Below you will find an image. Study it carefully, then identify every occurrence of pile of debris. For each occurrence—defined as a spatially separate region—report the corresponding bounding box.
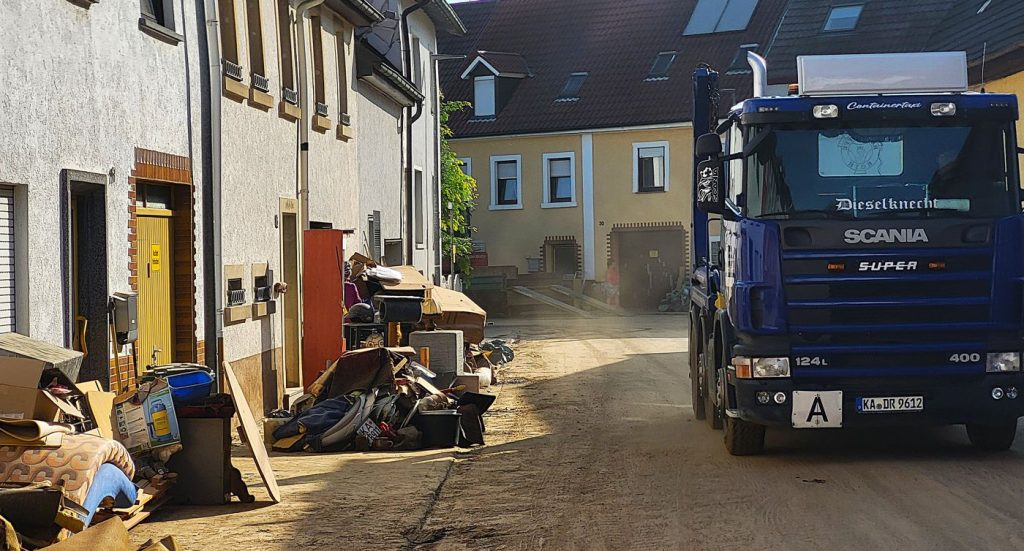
[265,254,513,453]
[0,333,270,550]
[267,341,513,453]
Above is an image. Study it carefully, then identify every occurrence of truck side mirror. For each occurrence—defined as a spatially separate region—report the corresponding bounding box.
[696,158,724,214]
[695,133,723,158]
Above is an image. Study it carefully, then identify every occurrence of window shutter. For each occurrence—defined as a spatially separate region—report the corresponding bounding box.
[474,77,496,117]
[0,187,15,333]
[549,159,571,178]
[496,161,517,179]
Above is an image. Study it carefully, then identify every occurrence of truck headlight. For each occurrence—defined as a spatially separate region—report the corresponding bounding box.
[753,357,790,378]
[986,352,1021,372]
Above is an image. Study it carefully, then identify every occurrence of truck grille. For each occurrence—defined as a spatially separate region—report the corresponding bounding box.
[782,247,997,378]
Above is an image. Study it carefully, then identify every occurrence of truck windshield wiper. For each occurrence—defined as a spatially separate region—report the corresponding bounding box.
[756,209,854,220]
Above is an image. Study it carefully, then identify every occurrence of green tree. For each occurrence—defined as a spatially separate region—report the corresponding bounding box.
[440,100,478,276]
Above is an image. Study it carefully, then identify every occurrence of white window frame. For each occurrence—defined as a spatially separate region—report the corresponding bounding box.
[457,157,472,176]
[489,154,522,210]
[474,76,496,117]
[541,152,577,208]
[632,141,670,193]
[413,167,425,248]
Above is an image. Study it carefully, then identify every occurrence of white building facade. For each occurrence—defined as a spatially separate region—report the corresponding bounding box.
[0,0,207,389]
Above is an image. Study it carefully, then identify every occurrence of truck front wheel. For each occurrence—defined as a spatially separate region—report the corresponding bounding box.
[966,420,1018,451]
[724,416,766,456]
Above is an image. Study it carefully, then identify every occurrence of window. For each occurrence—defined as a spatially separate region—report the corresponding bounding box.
[646,52,676,81]
[457,158,472,176]
[276,0,296,98]
[414,169,425,247]
[474,76,496,117]
[490,155,522,209]
[311,16,326,108]
[633,142,669,193]
[336,30,350,122]
[726,44,759,75]
[218,0,240,65]
[141,0,175,30]
[557,73,588,101]
[543,153,576,207]
[245,0,266,86]
[727,127,743,206]
[823,5,863,32]
[139,184,173,210]
[683,0,759,35]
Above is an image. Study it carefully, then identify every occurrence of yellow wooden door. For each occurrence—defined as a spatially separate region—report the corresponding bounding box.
[137,211,174,368]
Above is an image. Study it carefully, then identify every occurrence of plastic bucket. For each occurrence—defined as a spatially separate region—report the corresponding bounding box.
[414,410,462,448]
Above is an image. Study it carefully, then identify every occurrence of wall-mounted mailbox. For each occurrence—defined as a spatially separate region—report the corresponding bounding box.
[111,291,138,345]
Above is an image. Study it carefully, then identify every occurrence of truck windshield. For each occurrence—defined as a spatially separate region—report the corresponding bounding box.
[744,122,1019,219]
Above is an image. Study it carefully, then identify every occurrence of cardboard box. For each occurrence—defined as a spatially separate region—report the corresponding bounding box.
[0,357,84,422]
[76,381,116,439]
[113,378,181,454]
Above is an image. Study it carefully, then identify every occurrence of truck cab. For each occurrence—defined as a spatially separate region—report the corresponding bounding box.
[689,52,1024,455]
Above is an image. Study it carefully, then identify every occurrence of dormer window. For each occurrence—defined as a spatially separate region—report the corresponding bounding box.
[474,76,496,117]
[462,51,531,118]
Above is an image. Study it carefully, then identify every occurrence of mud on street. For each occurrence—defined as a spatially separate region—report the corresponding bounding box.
[136,316,1024,550]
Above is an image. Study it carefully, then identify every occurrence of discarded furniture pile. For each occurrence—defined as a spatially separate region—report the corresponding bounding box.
[267,256,510,452]
[0,333,276,550]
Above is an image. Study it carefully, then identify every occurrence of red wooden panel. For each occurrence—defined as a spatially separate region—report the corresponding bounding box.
[302,229,345,389]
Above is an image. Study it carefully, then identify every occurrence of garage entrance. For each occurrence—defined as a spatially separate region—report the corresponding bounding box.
[610,224,686,310]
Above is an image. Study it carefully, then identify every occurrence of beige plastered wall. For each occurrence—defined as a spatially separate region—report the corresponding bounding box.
[451,125,694,282]
[451,134,585,272]
[591,127,693,282]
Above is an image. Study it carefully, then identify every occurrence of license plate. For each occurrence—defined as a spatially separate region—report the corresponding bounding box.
[856,396,924,413]
[792,391,843,428]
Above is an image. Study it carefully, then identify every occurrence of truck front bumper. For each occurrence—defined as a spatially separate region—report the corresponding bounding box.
[732,374,1024,427]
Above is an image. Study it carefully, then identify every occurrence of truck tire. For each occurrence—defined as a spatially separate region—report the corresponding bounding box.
[725,416,766,456]
[704,359,723,430]
[966,420,1018,451]
[689,320,706,420]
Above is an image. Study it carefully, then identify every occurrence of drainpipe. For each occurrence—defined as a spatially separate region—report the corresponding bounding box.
[402,0,430,265]
[201,0,224,377]
[295,0,326,232]
[293,0,324,388]
[430,53,466,284]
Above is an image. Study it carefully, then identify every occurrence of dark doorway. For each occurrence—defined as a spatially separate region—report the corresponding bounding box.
[548,243,578,275]
[612,228,684,310]
[61,171,109,388]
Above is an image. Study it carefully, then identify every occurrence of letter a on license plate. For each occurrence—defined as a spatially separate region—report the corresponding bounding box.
[792,391,843,428]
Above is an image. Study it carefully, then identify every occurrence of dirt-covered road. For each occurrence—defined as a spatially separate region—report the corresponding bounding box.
[420,315,1024,550]
[136,315,1024,549]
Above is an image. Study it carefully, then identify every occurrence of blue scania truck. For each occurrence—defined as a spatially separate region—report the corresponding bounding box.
[688,52,1024,455]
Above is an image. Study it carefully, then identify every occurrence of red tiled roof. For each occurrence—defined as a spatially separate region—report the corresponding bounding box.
[439,0,789,138]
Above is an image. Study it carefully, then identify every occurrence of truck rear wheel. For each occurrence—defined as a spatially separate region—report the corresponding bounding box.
[725,416,765,456]
[966,420,1018,451]
[689,321,706,420]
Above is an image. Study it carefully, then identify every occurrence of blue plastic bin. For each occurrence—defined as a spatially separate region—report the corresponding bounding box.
[163,368,214,405]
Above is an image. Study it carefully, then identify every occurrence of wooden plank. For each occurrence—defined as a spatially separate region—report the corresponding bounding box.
[509,286,592,317]
[549,285,626,315]
[223,360,282,503]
